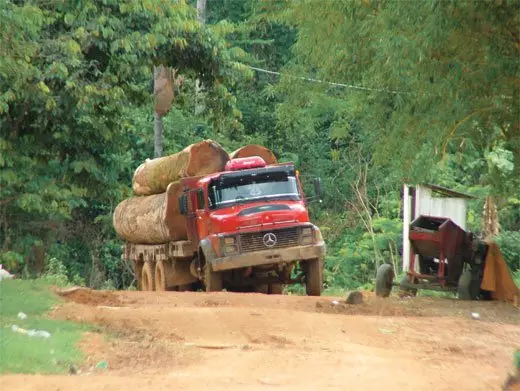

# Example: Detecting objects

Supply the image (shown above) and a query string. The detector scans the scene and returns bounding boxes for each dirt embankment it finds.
[3,288,520,391]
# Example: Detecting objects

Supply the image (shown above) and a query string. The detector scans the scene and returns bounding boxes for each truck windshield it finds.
[208,171,300,209]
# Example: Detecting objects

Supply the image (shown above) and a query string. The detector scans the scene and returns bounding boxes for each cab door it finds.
[194,188,210,239]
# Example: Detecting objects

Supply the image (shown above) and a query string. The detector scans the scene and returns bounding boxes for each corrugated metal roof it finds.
[422,183,475,199]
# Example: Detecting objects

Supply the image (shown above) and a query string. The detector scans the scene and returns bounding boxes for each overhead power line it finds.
[247,65,406,95]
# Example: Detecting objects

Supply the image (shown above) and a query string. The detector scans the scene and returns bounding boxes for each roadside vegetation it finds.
[0,278,88,374]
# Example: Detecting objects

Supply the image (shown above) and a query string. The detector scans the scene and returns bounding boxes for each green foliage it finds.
[495,231,520,272]
[42,257,69,287]
[0,279,87,374]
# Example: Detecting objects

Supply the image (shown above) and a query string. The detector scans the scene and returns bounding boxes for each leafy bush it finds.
[495,231,520,272]
[41,257,69,287]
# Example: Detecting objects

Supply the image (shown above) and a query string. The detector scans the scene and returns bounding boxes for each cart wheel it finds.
[399,275,418,297]
[375,264,394,297]
[457,270,480,300]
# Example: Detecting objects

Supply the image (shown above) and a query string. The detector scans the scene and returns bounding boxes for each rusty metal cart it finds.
[375,215,490,300]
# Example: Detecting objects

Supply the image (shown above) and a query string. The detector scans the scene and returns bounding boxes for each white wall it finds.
[415,186,467,230]
[402,185,468,271]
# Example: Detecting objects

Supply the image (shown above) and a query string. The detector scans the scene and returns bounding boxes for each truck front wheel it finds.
[204,262,223,292]
[141,262,155,291]
[305,258,323,296]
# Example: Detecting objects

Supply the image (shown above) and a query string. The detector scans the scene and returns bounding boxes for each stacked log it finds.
[114,141,279,244]
[133,140,229,196]
[230,144,277,165]
[113,181,186,244]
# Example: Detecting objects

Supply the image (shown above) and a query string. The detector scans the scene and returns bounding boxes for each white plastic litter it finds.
[331,300,340,305]
[28,330,51,338]
[17,312,27,320]
[471,312,480,320]
[11,325,51,338]
[0,264,14,281]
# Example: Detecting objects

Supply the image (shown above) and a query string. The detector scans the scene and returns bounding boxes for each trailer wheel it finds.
[204,262,223,292]
[375,264,394,297]
[457,270,480,300]
[141,262,155,291]
[305,258,323,296]
[155,260,174,291]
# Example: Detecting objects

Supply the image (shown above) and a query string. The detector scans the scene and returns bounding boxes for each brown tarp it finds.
[481,241,519,305]
[229,145,277,165]
[133,140,229,196]
[113,181,187,244]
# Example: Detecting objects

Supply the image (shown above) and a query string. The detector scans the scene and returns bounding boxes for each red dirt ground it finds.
[3,289,519,390]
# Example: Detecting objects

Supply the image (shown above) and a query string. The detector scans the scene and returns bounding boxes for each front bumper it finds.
[210,241,326,272]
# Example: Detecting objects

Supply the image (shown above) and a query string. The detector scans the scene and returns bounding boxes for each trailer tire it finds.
[305,258,323,296]
[141,262,155,291]
[457,270,480,300]
[155,260,173,291]
[204,262,223,292]
[375,264,394,298]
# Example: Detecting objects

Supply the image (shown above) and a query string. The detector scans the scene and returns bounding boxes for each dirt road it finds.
[3,289,520,390]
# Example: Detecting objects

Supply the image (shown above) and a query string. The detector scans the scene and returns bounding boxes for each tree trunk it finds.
[482,195,500,239]
[132,139,229,196]
[229,145,278,165]
[154,111,164,158]
[197,0,206,25]
[113,181,187,244]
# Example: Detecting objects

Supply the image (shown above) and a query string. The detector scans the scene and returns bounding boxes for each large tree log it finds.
[229,145,277,165]
[133,140,229,196]
[113,182,187,244]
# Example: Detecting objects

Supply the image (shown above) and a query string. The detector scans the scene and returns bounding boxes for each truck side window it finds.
[196,189,205,210]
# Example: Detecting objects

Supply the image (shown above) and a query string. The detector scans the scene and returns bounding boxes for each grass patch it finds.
[0,279,88,374]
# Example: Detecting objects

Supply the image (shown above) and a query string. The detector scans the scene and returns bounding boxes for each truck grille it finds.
[239,227,300,253]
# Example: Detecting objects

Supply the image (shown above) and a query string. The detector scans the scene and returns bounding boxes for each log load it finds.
[133,140,229,196]
[229,144,277,165]
[113,181,187,244]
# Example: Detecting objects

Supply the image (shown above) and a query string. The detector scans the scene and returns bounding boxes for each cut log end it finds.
[230,145,277,165]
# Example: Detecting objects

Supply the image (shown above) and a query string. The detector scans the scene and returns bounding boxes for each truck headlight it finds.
[300,227,314,245]
[224,236,236,245]
[221,236,239,255]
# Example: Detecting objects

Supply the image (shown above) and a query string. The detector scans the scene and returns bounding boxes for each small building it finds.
[402,183,474,271]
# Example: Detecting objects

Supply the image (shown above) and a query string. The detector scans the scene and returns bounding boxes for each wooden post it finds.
[402,184,411,271]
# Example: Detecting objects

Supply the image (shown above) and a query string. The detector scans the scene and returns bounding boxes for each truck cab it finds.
[178,156,326,295]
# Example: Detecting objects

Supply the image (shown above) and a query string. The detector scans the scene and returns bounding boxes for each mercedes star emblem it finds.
[263,232,277,248]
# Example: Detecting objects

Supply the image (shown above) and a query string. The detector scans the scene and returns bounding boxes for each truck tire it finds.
[155,260,173,291]
[305,258,323,296]
[457,270,480,300]
[270,284,284,295]
[141,262,155,291]
[375,264,394,297]
[204,262,223,292]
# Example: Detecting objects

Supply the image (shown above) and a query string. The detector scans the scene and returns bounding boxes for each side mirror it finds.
[313,177,323,201]
[178,194,188,215]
